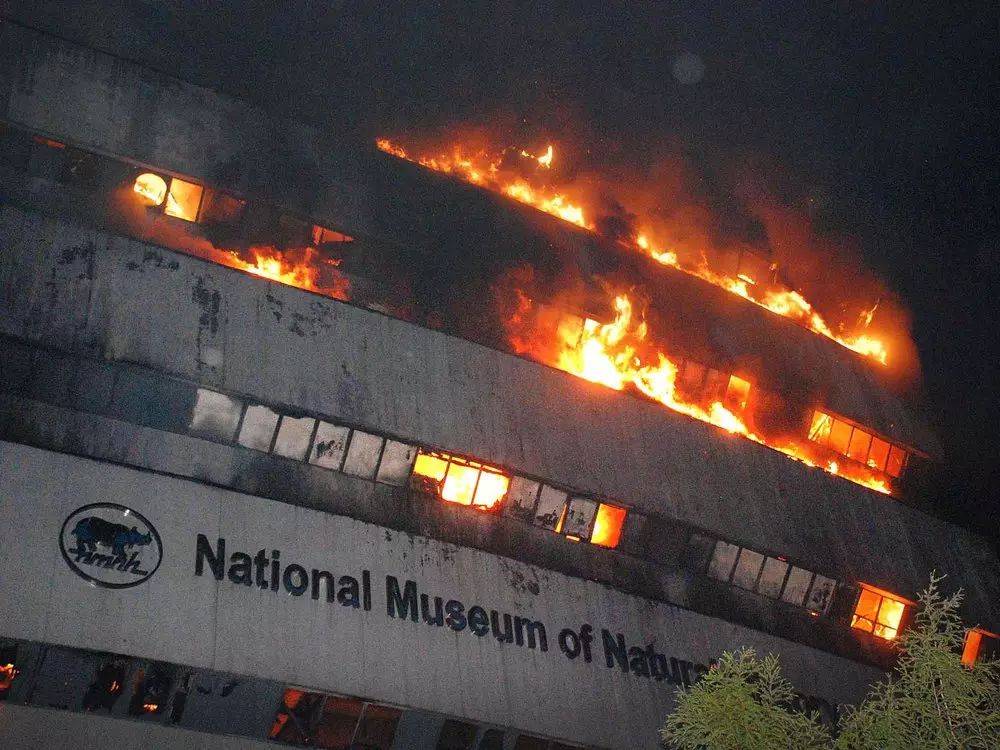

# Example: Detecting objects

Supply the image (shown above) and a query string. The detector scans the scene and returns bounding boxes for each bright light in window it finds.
[851,585,909,641]
[412,450,509,510]
[164,177,203,221]
[133,173,167,206]
[590,503,626,548]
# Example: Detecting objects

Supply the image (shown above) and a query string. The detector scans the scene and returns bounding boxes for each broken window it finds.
[851,585,910,640]
[505,476,542,520]
[164,177,204,221]
[0,644,19,700]
[81,656,127,713]
[533,485,569,530]
[808,410,909,479]
[187,388,243,442]
[590,503,626,548]
[410,450,510,509]
[310,422,351,469]
[133,172,168,207]
[724,375,751,414]
[127,663,174,717]
[270,690,400,749]
[562,497,598,539]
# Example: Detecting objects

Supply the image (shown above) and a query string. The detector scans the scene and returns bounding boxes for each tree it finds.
[660,647,832,749]
[835,573,1000,749]
[661,574,1000,750]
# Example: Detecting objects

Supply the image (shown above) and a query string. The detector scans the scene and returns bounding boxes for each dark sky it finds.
[7,1,1000,540]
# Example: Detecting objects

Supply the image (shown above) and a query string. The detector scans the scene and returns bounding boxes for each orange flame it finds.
[377,137,889,365]
[504,282,892,495]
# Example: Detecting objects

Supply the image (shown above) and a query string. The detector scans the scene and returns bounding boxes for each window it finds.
[0,644,18,700]
[724,375,751,414]
[133,172,168,206]
[343,430,385,480]
[164,177,204,221]
[851,584,911,640]
[411,450,510,509]
[808,410,909,479]
[511,480,626,548]
[311,422,351,469]
[187,388,243,442]
[705,541,835,613]
[961,628,999,666]
[273,416,317,461]
[270,689,400,749]
[238,404,281,451]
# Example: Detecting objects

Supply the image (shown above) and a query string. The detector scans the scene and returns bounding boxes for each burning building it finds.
[0,15,998,750]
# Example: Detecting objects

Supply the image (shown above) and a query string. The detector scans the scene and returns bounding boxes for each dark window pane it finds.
[354,703,402,749]
[436,719,478,750]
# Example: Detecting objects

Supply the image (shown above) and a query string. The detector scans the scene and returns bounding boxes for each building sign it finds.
[59,503,163,588]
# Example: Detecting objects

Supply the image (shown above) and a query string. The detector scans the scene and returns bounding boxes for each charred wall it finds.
[0,20,940,460]
[0,203,996,636]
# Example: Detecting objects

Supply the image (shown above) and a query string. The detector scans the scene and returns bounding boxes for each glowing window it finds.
[724,375,751,413]
[0,662,18,696]
[590,503,626,548]
[133,172,167,206]
[962,628,999,666]
[847,428,873,463]
[164,177,203,221]
[828,419,853,456]
[867,437,890,471]
[808,411,834,444]
[411,450,510,510]
[851,585,910,641]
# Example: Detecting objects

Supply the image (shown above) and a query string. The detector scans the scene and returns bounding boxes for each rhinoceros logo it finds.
[60,504,163,588]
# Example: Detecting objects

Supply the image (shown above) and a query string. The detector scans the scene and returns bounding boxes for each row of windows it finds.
[704,537,837,615]
[188,387,629,549]
[808,410,908,478]
[0,641,584,750]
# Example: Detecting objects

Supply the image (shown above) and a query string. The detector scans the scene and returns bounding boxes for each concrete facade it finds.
[1,14,998,750]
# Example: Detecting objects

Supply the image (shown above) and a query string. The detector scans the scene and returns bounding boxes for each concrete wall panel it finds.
[0,441,884,748]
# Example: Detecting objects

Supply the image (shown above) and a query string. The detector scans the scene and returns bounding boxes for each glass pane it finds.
[506,476,540,517]
[867,437,890,471]
[851,589,882,633]
[781,567,814,606]
[533,486,568,530]
[436,719,478,750]
[164,177,203,221]
[731,548,765,590]
[342,430,384,480]
[237,405,279,451]
[472,469,509,509]
[376,440,418,486]
[310,422,350,469]
[847,428,873,463]
[354,703,402,749]
[562,497,598,538]
[706,541,740,582]
[591,504,627,548]
[441,460,480,506]
[272,416,316,460]
[680,360,706,395]
[412,451,450,495]
[188,388,242,442]
[828,419,853,455]
[808,411,833,444]
[962,630,984,665]
[875,597,906,640]
[756,557,789,598]
[314,696,364,749]
[805,574,836,614]
[886,446,907,478]
[703,368,728,401]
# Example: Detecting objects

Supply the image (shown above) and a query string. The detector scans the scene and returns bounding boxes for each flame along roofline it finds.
[374,140,890,368]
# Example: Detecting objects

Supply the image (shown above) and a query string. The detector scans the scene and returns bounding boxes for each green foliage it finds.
[835,573,1000,750]
[660,647,832,750]
[661,574,1000,750]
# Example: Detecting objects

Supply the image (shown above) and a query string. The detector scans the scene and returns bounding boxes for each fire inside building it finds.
[0,17,998,750]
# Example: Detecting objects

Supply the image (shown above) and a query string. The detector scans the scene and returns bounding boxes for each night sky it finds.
[7,1,999,542]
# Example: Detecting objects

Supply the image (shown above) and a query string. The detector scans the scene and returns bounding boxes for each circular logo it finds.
[59,503,163,588]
